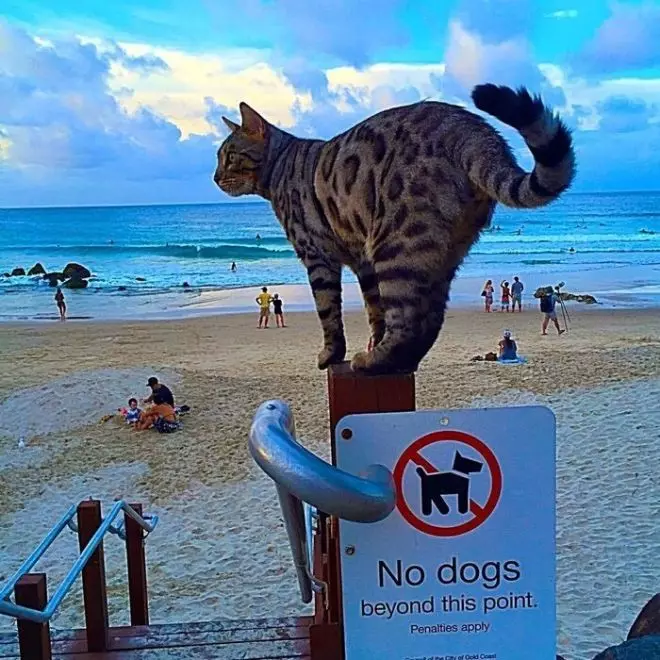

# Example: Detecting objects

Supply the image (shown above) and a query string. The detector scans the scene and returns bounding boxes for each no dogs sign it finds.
[336,407,556,660]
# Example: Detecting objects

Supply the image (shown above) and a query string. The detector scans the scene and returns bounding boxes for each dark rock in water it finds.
[533,285,598,304]
[135,277,146,282]
[62,262,91,279]
[628,593,660,640]
[27,262,46,276]
[2,273,10,278]
[533,286,554,298]
[118,286,128,292]
[44,272,65,287]
[10,267,26,277]
[592,635,660,659]
[182,281,191,288]
[63,276,88,289]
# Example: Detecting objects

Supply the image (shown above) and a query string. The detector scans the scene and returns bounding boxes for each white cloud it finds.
[90,39,309,136]
[546,9,578,19]
[98,40,446,138]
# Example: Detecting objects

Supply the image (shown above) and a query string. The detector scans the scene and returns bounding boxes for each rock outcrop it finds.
[63,276,89,289]
[10,267,26,277]
[62,262,91,279]
[533,286,598,304]
[43,272,66,287]
[27,262,46,276]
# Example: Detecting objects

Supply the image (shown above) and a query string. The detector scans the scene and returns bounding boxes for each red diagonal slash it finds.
[410,450,438,474]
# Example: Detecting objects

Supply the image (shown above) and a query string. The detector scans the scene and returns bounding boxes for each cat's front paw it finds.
[350,350,373,372]
[351,349,416,375]
[317,343,346,370]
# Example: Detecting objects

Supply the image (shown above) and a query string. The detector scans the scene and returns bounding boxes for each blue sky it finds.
[2,0,660,206]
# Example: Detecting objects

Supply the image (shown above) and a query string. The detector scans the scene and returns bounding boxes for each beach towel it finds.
[497,356,527,365]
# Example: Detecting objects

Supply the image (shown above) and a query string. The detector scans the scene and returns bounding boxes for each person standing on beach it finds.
[511,276,524,311]
[481,280,494,312]
[540,287,565,336]
[272,293,286,328]
[500,280,511,312]
[55,286,66,321]
[256,286,272,328]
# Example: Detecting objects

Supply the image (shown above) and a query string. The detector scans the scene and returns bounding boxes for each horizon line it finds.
[2,189,660,212]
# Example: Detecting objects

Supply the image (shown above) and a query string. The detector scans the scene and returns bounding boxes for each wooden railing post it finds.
[77,499,109,652]
[310,361,416,660]
[124,502,149,626]
[14,573,52,660]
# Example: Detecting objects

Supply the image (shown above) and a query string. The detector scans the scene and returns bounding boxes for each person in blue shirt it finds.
[498,330,518,361]
[511,276,524,311]
[539,288,565,336]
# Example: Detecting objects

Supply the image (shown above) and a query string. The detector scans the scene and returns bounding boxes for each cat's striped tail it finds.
[470,83,576,209]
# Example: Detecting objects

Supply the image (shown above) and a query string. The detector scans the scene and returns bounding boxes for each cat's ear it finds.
[239,102,268,140]
[222,116,241,133]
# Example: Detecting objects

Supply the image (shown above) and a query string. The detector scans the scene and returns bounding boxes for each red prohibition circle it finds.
[393,429,503,537]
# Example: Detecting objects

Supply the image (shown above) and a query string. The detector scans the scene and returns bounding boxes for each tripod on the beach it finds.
[554,282,571,332]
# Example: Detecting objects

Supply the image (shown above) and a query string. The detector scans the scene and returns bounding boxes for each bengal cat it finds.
[213,84,575,374]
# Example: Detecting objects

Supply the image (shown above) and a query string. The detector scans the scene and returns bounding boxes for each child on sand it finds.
[119,398,142,424]
[500,281,511,312]
[272,293,286,328]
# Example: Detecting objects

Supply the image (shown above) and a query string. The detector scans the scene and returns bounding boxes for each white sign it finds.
[336,406,556,660]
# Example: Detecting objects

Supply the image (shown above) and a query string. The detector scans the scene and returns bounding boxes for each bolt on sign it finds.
[336,407,556,660]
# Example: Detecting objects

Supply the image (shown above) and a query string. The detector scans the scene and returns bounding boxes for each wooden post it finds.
[14,574,52,660]
[124,503,149,626]
[77,499,109,652]
[310,362,416,660]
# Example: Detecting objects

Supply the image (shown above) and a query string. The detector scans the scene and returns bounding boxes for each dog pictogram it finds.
[416,451,484,516]
[393,430,503,537]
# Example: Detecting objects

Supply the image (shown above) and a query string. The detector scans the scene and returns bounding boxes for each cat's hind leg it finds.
[351,235,445,374]
[356,262,385,349]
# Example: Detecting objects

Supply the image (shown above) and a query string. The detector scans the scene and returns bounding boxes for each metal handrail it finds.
[0,500,158,623]
[249,400,396,603]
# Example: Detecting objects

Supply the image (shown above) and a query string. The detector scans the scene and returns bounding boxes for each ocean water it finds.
[1,192,659,320]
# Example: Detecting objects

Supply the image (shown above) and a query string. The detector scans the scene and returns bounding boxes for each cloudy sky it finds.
[1,0,660,207]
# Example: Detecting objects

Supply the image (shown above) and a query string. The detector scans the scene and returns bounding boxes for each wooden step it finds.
[0,616,312,659]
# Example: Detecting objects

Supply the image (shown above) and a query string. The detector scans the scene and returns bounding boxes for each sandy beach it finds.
[0,305,659,659]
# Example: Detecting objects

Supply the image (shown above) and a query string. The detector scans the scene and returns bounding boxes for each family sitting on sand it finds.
[118,376,188,433]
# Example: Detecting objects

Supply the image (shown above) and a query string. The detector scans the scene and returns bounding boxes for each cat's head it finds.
[214,102,271,197]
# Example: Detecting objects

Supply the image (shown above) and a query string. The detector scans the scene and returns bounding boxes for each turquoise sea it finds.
[1,192,659,320]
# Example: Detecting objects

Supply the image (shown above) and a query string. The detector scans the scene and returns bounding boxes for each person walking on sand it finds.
[55,286,66,321]
[481,280,494,312]
[272,293,286,328]
[539,287,565,336]
[511,276,524,312]
[500,280,511,312]
[256,286,272,328]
